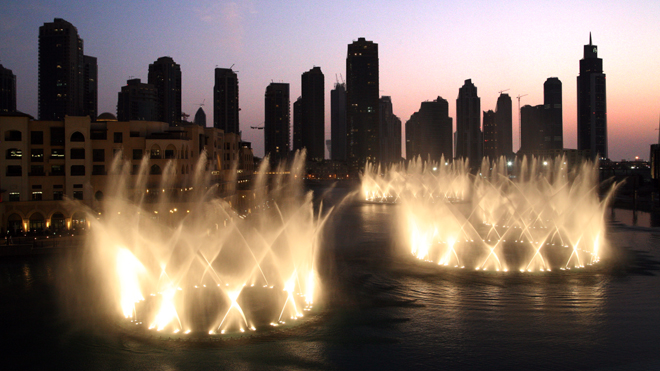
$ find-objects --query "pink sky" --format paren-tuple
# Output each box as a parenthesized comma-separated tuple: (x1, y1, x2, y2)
(1, 0, 658, 161)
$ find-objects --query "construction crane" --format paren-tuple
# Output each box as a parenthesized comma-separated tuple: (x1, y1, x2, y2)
(516, 94, 528, 151)
(250, 122, 264, 130)
(499, 89, 510, 95)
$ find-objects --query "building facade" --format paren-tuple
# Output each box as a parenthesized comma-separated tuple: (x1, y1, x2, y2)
(301, 67, 325, 161)
(148, 56, 182, 126)
(495, 93, 512, 158)
(0, 64, 17, 113)
(83, 56, 98, 121)
(264, 83, 290, 164)
(455, 79, 482, 166)
(379, 96, 402, 165)
(520, 104, 545, 153)
(292, 96, 303, 153)
(0, 114, 253, 234)
(483, 110, 497, 160)
(346, 38, 380, 169)
(330, 82, 347, 161)
(577, 34, 607, 159)
(213, 68, 239, 134)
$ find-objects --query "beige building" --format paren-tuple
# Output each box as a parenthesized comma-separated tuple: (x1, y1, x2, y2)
(1, 113, 254, 234)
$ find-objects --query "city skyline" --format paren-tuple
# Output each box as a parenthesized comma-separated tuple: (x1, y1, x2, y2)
(1, 1, 659, 161)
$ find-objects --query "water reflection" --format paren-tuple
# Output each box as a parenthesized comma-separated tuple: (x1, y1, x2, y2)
(610, 208, 660, 228)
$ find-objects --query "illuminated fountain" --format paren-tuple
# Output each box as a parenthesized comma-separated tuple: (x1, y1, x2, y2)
(88, 151, 332, 336)
(362, 156, 618, 272)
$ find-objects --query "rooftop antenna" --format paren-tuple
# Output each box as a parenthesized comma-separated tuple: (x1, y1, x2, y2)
(230, 64, 235, 69)
(516, 94, 528, 151)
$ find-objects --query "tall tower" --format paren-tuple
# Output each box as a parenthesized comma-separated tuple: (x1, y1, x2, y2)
(0, 64, 16, 113)
(455, 79, 482, 165)
(544, 77, 563, 150)
(406, 97, 452, 162)
(495, 93, 512, 157)
(483, 110, 496, 160)
(346, 37, 379, 169)
(38, 18, 85, 120)
(83, 55, 97, 121)
(577, 33, 607, 159)
(148, 56, 182, 126)
(214, 67, 239, 133)
(379, 96, 402, 164)
(331, 82, 347, 161)
(292, 96, 303, 152)
(194, 107, 206, 127)
(301, 66, 325, 161)
(264, 82, 290, 164)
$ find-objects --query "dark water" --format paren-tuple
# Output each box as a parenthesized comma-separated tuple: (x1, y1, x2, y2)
(609, 208, 660, 229)
(2, 188, 660, 370)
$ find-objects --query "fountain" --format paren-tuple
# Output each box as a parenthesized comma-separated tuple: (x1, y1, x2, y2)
(361, 156, 618, 272)
(86, 150, 333, 336)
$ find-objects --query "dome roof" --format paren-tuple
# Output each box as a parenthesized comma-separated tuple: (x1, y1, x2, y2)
(97, 112, 117, 121)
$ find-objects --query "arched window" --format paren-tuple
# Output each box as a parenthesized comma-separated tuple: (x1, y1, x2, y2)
(70, 131, 85, 142)
(7, 214, 23, 234)
(51, 213, 65, 231)
(4, 130, 22, 141)
(150, 164, 162, 175)
(29, 213, 45, 232)
(6, 148, 22, 159)
(165, 144, 177, 159)
(150, 145, 161, 159)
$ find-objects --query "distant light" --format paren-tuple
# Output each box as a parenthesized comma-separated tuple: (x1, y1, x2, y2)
(432, 167, 437, 171)
(543, 161, 548, 166)
(507, 161, 513, 166)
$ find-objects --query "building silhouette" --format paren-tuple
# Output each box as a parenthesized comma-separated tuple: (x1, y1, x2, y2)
(292, 96, 303, 152)
(346, 38, 379, 169)
(379, 96, 402, 164)
(455, 79, 482, 165)
(213, 68, 239, 134)
(495, 93, 512, 158)
(148, 56, 181, 126)
(0, 64, 16, 113)
(520, 104, 545, 153)
(483, 109, 496, 160)
(117, 78, 158, 121)
(577, 33, 607, 159)
(544, 77, 563, 150)
(194, 107, 206, 127)
(406, 97, 452, 162)
(331, 82, 347, 161)
(38, 18, 96, 121)
(83, 56, 98, 121)
(264, 82, 290, 164)
(301, 67, 325, 161)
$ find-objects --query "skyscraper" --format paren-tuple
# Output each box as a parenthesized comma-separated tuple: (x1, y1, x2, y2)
(483, 110, 497, 160)
(495, 93, 512, 157)
(331, 82, 347, 161)
(379, 96, 402, 164)
(544, 77, 563, 150)
(83, 56, 97, 121)
(214, 68, 239, 133)
(264, 82, 290, 164)
(39, 18, 96, 120)
(346, 38, 379, 169)
(577, 34, 607, 159)
(455, 79, 482, 165)
(194, 107, 206, 127)
(301, 66, 325, 161)
(292, 96, 303, 152)
(0, 64, 16, 113)
(117, 78, 158, 121)
(406, 97, 452, 162)
(148, 56, 181, 126)
(520, 104, 545, 153)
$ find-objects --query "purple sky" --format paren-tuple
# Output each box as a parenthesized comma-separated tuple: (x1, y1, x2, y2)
(1, 0, 659, 161)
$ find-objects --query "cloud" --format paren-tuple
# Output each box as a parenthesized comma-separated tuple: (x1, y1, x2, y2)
(195, 1, 255, 53)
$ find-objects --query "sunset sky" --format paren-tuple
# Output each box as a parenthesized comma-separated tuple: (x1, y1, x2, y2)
(1, 0, 658, 161)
